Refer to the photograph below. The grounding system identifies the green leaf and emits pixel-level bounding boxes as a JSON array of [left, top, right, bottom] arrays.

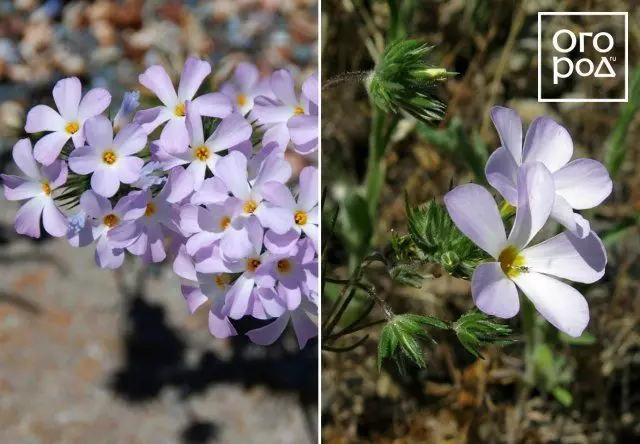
[[377, 313, 449, 371], [551, 387, 573, 407], [559, 331, 596, 346], [452, 310, 513, 359], [339, 192, 374, 260]]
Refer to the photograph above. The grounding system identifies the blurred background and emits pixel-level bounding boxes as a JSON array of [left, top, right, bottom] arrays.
[[0, 1, 317, 443], [322, 0, 640, 442]]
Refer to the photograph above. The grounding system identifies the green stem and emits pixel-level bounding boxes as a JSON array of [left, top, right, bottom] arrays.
[[520, 297, 536, 385]]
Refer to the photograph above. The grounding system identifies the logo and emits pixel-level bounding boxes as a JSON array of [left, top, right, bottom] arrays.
[[538, 12, 628, 103]]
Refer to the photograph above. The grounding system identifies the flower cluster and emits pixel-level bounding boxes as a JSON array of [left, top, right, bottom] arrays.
[[445, 106, 611, 338], [1, 57, 319, 349]]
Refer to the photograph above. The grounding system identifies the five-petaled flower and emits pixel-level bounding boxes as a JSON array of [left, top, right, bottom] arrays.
[[445, 162, 607, 337]]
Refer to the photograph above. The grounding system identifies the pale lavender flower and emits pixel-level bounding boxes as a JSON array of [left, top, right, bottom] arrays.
[[179, 197, 244, 256], [253, 69, 318, 153], [135, 56, 232, 140], [193, 218, 273, 320], [172, 244, 237, 338], [69, 116, 146, 198], [1, 139, 68, 238], [445, 162, 607, 337], [263, 165, 318, 253], [152, 102, 252, 190], [108, 167, 193, 263], [132, 161, 167, 190], [214, 150, 293, 259], [25, 77, 111, 165], [220, 62, 272, 115], [113, 91, 140, 132], [289, 73, 318, 154], [80, 190, 147, 269], [486, 106, 612, 238], [247, 296, 317, 349]]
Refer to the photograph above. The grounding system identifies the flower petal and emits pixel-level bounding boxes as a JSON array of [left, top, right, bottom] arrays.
[[255, 202, 294, 235], [116, 156, 144, 184], [508, 162, 555, 250], [1, 175, 42, 200], [471, 262, 520, 318], [80, 190, 111, 218], [291, 308, 317, 349], [553, 159, 612, 209], [12, 139, 40, 179], [261, 181, 296, 210], [78, 88, 111, 121], [113, 123, 147, 155], [444, 183, 506, 258], [512, 272, 589, 337], [207, 113, 252, 151], [208, 310, 237, 339], [550, 195, 590, 238], [214, 151, 250, 200], [42, 199, 68, 237], [91, 167, 120, 197], [301, 73, 318, 106], [288, 114, 317, 146], [180, 284, 209, 315], [247, 313, 290, 345], [298, 166, 318, 211], [15, 198, 45, 238], [33, 131, 70, 165], [253, 96, 294, 125], [177, 56, 211, 101], [271, 69, 298, 106], [490, 106, 523, 164], [25, 105, 64, 133], [84, 115, 113, 151], [41, 160, 67, 189], [134, 106, 170, 134], [522, 116, 573, 172], [485, 146, 518, 205], [139, 65, 178, 107], [53, 77, 81, 120], [69, 146, 100, 175], [192, 93, 232, 118], [234, 62, 259, 90], [224, 275, 255, 319], [185, 101, 204, 147], [521, 230, 606, 283]]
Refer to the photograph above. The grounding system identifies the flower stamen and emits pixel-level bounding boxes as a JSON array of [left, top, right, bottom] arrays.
[[246, 258, 261, 272], [220, 216, 231, 230], [103, 213, 119, 228], [293, 106, 304, 115], [499, 245, 526, 278], [194, 146, 210, 161], [174, 103, 186, 117], [102, 150, 117, 165], [144, 202, 155, 217], [42, 183, 51, 196], [277, 259, 291, 274], [243, 200, 257, 214], [294, 210, 307, 226], [65, 121, 79, 134], [236, 93, 247, 107]]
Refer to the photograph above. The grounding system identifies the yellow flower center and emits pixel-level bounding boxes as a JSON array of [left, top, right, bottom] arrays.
[[294, 210, 307, 226], [42, 183, 51, 196], [236, 93, 247, 107], [246, 258, 261, 273], [194, 145, 210, 161], [65, 121, 79, 134], [215, 274, 230, 289], [498, 245, 526, 278], [243, 200, 258, 214], [174, 103, 186, 117], [277, 259, 291, 274], [102, 213, 119, 228], [144, 202, 155, 217], [293, 106, 304, 115], [102, 150, 117, 165], [220, 216, 231, 230]]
